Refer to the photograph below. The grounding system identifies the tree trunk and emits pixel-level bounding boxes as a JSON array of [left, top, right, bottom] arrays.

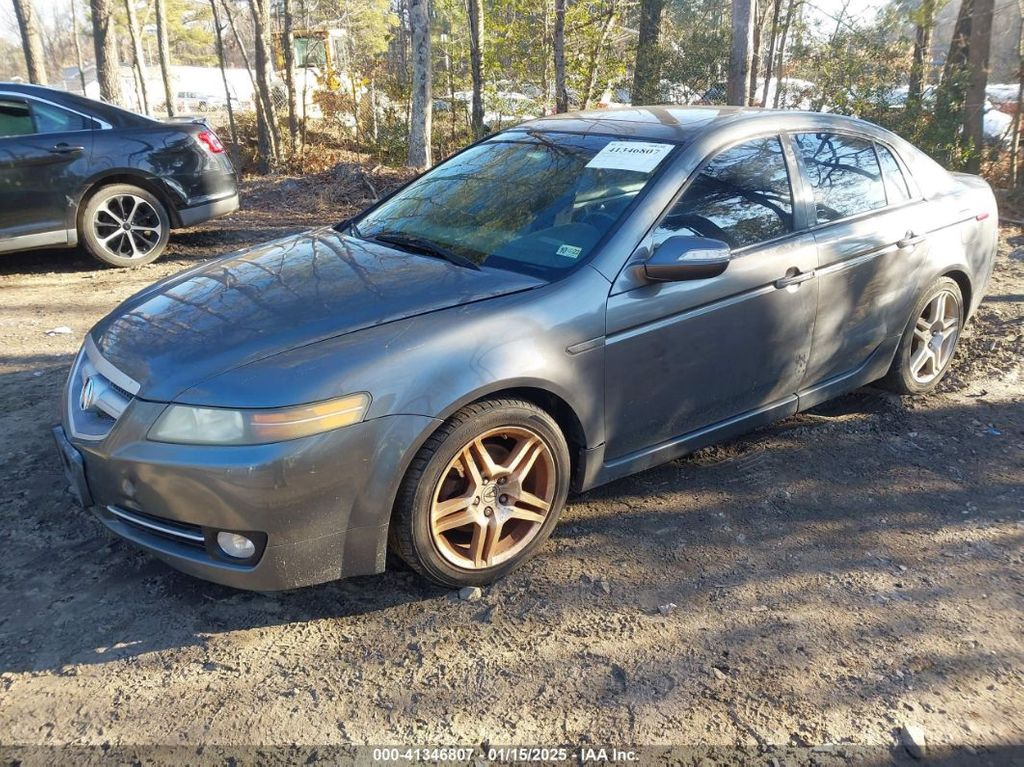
[[90, 0, 122, 105], [965, 0, 995, 172], [247, 0, 280, 170], [632, 0, 665, 105], [408, 0, 432, 168], [124, 0, 150, 114], [209, 0, 239, 165], [554, 0, 569, 111], [759, 0, 781, 107], [283, 0, 299, 148], [71, 0, 88, 94], [728, 0, 755, 105], [772, 0, 795, 108], [13, 0, 48, 84], [748, 2, 765, 105], [582, 2, 616, 108], [155, 0, 175, 116], [908, 0, 937, 113], [1010, 0, 1024, 188], [467, 0, 485, 136], [935, 0, 973, 162]]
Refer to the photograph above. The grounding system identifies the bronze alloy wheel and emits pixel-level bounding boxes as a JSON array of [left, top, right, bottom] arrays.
[[430, 426, 556, 570]]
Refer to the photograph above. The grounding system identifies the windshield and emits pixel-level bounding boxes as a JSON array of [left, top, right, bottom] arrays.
[[354, 132, 677, 278]]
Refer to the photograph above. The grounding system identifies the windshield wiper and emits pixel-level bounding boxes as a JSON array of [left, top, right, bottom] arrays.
[[370, 232, 481, 271]]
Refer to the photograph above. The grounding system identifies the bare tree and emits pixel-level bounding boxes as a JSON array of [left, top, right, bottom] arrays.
[[467, 0, 485, 136], [155, 0, 176, 116], [554, 0, 568, 111], [965, 0, 995, 172], [123, 0, 150, 114], [209, 0, 238, 162], [632, 0, 665, 105], [908, 0, 938, 113], [1011, 0, 1024, 187], [582, 1, 616, 109], [760, 0, 782, 106], [772, 0, 796, 108], [247, 0, 281, 168], [408, 0, 432, 167], [70, 0, 88, 93], [729, 0, 755, 105], [12, 0, 48, 84], [90, 0, 122, 105], [283, 0, 299, 148]]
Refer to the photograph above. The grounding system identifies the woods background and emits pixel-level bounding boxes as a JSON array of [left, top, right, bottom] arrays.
[[2, 0, 1023, 185]]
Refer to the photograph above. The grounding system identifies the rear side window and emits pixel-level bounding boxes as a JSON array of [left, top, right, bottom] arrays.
[[875, 143, 912, 205], [654, 136, 794, 250], [0, 99, 34, 138], [795, 133, 886, 223], [31, 101, 97, 133]]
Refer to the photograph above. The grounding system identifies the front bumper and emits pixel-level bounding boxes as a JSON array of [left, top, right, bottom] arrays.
[[56, 410, 439, 591]]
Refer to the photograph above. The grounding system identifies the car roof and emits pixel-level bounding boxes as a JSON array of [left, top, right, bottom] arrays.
[[0, 82, 156, 128], [515, 105, 889, 144]]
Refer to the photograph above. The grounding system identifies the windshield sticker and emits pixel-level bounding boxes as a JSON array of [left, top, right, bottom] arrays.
[[586, 141, 674, 173], [556, 244, 583, 259]]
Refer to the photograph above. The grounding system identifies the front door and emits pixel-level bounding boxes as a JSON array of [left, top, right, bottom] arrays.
[[0, 95, 95, 249], [604, 135, 817, 461]]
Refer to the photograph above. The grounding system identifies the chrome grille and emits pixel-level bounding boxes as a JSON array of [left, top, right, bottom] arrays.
[[66, 336, 141, 441]]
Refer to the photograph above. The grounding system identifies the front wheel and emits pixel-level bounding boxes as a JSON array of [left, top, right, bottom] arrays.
[[881, 276, 964, 394], [390, 398, 570, 588], [79, 183, 170, 267]]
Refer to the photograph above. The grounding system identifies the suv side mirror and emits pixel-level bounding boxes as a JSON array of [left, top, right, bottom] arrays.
[[644, 235, 731, 282]]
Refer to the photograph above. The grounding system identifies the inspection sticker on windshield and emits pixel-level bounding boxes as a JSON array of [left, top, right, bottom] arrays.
[[556, 244, 583, 259], [586, 141, 674, 173]]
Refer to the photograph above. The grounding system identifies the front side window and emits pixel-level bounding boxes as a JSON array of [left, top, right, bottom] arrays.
[[355, 133, 676, 278], [653, 136, 794, 250], [0, 99, 34, 138], [795, 133, 886, 223]]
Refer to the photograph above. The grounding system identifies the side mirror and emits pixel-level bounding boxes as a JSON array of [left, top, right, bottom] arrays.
[[643, 235, 731, 282]]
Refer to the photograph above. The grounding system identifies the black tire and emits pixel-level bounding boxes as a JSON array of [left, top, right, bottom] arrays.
[[390, 398, 571, 588], [880, 276, 964, 395], [79, 183, 170, 267]]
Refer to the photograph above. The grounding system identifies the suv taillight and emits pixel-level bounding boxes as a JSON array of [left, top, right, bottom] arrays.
[[196, 130, 225, 154]]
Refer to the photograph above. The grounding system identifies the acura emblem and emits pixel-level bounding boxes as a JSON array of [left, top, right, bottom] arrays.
[[80, 377, 97, 411]]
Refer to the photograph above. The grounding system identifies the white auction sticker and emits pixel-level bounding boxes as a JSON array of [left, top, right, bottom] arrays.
[[586, 141, 674, 173]]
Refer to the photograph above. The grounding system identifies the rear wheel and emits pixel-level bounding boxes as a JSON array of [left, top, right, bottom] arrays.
[[390, 398, 570, 588], [80, 183, 170, 267], [881, 276, 964, 394]]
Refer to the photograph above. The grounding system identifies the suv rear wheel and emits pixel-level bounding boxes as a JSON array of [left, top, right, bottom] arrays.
[[79, 183, 170, 267]]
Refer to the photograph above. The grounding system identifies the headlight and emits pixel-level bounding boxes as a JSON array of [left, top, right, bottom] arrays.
[[148, 393, 371, 445]]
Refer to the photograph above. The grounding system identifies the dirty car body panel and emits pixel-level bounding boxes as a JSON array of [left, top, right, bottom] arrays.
[[54, 107, 998, 590]]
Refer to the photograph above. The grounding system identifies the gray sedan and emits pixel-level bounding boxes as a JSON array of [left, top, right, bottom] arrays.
[[54, 107, 997, 591]]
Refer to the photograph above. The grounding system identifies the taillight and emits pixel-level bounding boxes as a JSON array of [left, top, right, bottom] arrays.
[[196, 130, 225, 154]]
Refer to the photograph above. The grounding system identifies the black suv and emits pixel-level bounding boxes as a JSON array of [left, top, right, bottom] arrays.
[[0, 83, 238, 266]]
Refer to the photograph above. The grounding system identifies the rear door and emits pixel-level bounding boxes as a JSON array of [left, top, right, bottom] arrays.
[[0, 94, 97, 250], [793, 132, 930, 390]]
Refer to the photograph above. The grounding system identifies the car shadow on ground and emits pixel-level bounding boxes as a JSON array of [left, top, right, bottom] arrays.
[[0, 369, 1019, 679]]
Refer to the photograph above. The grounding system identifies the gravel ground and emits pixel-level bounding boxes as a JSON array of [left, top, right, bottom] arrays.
[[0, 172, 1022, 764]]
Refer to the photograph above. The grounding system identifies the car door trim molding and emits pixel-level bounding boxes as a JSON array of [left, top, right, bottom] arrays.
[[0, 228, 71, 253]]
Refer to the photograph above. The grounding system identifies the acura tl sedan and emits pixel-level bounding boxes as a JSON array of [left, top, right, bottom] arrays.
[[54, 107, 997, 591], [0, 83, 238, 266]]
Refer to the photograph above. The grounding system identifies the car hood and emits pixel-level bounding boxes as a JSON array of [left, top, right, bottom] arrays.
[[91, 228, 545, 402]]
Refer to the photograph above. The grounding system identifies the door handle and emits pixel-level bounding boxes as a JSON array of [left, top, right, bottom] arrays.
[[897, 231, 925, 249], [774, 268, 814, 289], [48, 143, 84, 155]]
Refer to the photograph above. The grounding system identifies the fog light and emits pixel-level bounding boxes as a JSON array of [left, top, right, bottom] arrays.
[[217, 531, 256, 559]]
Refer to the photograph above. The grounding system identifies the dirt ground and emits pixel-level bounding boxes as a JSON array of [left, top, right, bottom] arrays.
[[0, 169, 1022, 764]]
